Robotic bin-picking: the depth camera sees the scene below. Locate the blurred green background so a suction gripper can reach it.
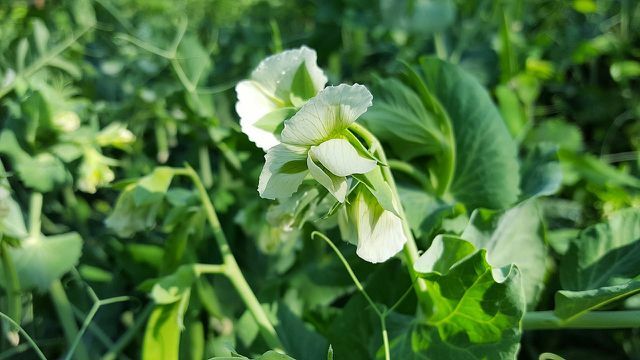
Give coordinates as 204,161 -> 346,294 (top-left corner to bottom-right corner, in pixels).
0,0 -> 639,359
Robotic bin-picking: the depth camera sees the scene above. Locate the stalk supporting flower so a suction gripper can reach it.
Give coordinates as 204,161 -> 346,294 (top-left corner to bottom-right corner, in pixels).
235,46 -> 327,151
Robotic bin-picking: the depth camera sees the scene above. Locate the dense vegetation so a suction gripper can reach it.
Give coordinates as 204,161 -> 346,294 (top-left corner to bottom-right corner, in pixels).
1,0 -> 639,359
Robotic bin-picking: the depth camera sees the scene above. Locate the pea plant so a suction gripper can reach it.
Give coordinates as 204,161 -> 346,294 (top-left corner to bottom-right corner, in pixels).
1,1 -> 639,359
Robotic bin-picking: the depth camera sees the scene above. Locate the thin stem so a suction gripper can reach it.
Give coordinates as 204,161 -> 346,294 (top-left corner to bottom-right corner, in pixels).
101,303 -> 154,360
175,166 -> 283,351
28,193 -> 43,239
0,241 -> 21,338
49,280 -> 90,360
63,296 -> 131,360
312,232 -> 389,360
522,311 -> 640,330
0,312 -> 47,360
433,32 -> 447,60
194,263 -> 226,275
312,232 -> 382,317
349,123 -> 431,311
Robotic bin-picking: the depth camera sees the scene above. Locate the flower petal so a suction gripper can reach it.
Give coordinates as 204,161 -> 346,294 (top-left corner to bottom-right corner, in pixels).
307,153 -> 349,202
309,138 -> 377,177
350,188 -> 407,263
258,144 -> 309,200
251,46 -> 327,101
235,80 -> 280,151
281,84 -> 373,146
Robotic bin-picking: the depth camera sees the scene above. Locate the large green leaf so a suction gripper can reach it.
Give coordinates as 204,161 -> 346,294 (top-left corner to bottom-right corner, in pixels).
560,208 -> 640,290
556,208 -> 640,319
417,58 -> 520,209
10,232 -> 82,291
411,235 -> 525,359
519,144 -> 562,199
462,200 -> 547,307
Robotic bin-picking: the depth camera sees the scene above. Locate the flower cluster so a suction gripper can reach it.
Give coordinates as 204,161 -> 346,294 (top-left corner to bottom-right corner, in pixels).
235,47 -> 407,263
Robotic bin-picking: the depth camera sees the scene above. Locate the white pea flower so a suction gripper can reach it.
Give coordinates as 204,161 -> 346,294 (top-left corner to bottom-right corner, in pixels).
344,185 -> 407,263
235,46 -> 328,151
258,84 -> 377,202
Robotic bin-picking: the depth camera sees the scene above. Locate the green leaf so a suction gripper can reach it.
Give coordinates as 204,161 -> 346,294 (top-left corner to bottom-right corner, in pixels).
397,185 -> 453,238
524,119 -> 584,152
555,281 -> 640,320
413,235 -> 475,276
412,236 -> 525,359
363,78 -> 444,160
519,144 -> 563,199
10,232 -> 82,291
142,302 -> 182,360
15,153 -> 69,192
407,58 -> 521,209
275,304 -> 328,359
560,208 -> 640,290
558,150 -> 640,189
556,208 -> 640,318
176,35 -> 211,89
462,201 -> 547,307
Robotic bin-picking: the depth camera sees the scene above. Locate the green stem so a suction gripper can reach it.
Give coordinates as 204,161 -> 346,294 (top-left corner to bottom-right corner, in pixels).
434,32 -> 447,60
0,242 -> 21,338
522,311 -> 640,330
175,166 -> 283,351
312,232 -> 389,360
349,123 -> 431,311
49,281 -> 90,360
28,193 -> 43,239
101,303 -> 153,360
0,312 -> 46,360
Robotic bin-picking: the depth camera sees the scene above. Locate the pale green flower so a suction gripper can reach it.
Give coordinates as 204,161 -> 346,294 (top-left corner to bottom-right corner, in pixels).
258,84 -> 377,202
235,46 -> 327,151
96,122 -> 136,150
343,185 -> 407,263
77,147 -> 116,194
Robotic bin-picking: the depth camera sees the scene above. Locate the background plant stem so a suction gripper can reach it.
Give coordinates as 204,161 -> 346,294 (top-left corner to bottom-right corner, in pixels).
176,166 -> 283,351
349,123 -> 432,313
523,311 -> 640,330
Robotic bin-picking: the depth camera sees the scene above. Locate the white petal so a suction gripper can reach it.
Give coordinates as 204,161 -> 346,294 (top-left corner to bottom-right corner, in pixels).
251,46 -> 327,100
281,84 -> 373,146
350,190 -> 407,263
307,153 -> 348,202
310,138 -> 377,177
235,80 -> 280,151
258,144 -> 309,199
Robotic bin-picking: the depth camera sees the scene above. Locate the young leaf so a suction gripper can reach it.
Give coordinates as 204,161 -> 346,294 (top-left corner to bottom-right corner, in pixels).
417,58 -> 521,210
412,235 -> 525,359
10,232 -> 82,291
556,208 -> 640,319
462,200 -> 547,307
